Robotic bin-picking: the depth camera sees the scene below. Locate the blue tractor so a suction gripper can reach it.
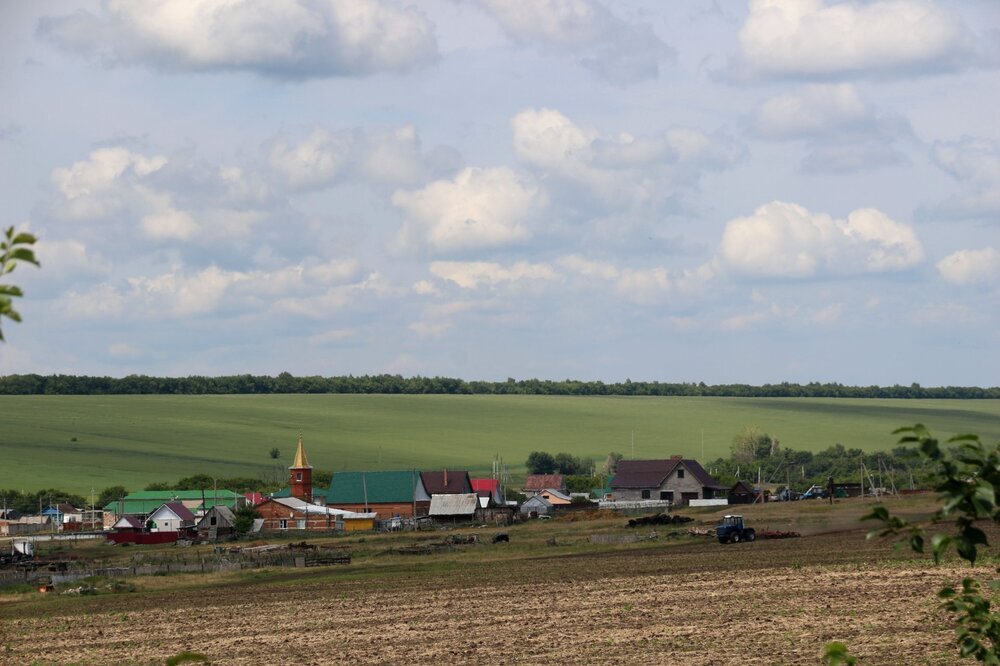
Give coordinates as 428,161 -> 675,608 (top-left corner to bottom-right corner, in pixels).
716,514 -> 756,544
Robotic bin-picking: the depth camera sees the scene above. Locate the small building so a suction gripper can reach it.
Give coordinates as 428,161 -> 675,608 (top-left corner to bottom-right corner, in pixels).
147,502 -> 196,533
524,474 -> 566,496
611,457 -> 727,506
520,495 -> 553,518
428,493 -> 478,523
326,470 -> 431,519
112,515 -> 144,532
728,481 -> 757,505
102,489 -> 246,528
196,505 -> 236,541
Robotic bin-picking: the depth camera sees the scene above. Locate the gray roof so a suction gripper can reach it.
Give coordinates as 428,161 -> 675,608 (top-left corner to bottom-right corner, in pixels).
428,493 -> 478,516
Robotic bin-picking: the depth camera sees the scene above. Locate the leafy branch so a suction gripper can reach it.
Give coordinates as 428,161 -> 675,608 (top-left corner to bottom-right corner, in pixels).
862,424 -> 999,663
0,226 -> 40,341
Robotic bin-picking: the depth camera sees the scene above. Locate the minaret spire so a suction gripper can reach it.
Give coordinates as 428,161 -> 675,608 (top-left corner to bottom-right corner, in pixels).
291,433 -> 311,469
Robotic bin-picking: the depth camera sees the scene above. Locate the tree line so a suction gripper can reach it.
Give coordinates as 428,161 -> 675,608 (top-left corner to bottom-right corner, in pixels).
1,373 -> 996,398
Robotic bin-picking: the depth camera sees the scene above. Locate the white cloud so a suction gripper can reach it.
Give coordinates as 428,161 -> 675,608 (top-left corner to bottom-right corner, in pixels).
937,247 -> 1000,287
511,108 -> 742,206
929,137 -> 1000,218
734,0 -> 971,79
39,0 -> 438,79
49,146 -> 274,245
747,84 -> 910,172
478,0 -> 672,84
267,125 -> 454,191
748,84 -> 872,139
429,261 -> 557,289
718,201 -> 924,278
267,129 -> 353,190
392,167 -> 547,253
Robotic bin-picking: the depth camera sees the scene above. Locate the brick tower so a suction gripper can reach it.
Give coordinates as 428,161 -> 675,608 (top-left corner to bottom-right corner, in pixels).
289,434 -> 313,502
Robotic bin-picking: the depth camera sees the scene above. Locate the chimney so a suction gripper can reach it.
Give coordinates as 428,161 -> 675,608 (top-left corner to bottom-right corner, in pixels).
444,469 -> 449,487
671,455 -> 683,459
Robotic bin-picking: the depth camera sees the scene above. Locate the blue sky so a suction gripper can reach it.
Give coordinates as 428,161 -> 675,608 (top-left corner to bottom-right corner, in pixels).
1,0 -> 997,385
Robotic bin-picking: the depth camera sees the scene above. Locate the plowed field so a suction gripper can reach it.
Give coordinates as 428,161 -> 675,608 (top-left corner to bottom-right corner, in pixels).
2,527 -> 992,665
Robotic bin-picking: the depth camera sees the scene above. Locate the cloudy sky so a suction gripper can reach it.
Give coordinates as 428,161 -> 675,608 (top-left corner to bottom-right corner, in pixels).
1,0 -> 998,385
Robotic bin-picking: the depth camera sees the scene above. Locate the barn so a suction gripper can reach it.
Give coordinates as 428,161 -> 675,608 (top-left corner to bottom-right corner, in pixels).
196,505 -> 236,541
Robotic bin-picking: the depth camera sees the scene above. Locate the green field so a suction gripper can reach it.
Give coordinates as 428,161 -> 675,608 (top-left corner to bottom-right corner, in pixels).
1,394 -> 998,493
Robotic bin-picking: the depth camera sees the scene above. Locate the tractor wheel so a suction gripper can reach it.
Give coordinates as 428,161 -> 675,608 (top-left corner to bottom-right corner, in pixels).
745,530 -> 756,542
731,532 -> 741,543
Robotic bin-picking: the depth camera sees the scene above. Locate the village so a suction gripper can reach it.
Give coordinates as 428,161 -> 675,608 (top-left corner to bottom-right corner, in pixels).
1,435 -> 870,553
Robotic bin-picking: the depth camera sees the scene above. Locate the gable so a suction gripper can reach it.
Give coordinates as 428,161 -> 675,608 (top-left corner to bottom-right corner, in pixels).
420,471 -> 473,495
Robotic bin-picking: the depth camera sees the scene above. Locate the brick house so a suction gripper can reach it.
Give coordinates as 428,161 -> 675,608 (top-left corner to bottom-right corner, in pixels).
611,457 -> 727,506
256,497 -> 376,532
325,471 -> 430,519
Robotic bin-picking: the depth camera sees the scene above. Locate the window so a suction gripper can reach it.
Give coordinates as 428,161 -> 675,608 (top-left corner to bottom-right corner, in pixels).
677,468 -> 685,479
297,519 -> 306,530
279,519 -> 287,529
660,491 -> 670,500
641,489 -> 650,499
210,516 -> 217,526
296,472 -> 302,481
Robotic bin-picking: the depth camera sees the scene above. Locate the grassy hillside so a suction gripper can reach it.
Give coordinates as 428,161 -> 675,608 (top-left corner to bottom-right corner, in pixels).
1,394 -> 998,493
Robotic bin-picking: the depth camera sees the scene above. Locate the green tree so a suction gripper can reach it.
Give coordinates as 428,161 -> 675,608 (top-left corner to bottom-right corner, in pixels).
269,447 -> 280,459
0,226 -> 40,341
96,486 -> 130,508
526,451 -> 556,474
864,425 -> 999,663
232,504 -> 261,537
731,425 -> 776,466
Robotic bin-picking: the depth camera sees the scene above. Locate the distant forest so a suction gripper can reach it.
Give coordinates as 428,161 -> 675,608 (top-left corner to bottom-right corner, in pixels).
0,373 -> 997,398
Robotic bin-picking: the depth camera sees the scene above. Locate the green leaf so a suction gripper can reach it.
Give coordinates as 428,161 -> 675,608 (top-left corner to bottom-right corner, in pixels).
931,533 -> 952,563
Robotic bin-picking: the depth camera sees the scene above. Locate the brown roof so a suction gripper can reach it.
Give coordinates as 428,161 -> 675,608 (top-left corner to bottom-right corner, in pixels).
420,471 -> 473,495
159,501 -> 196,521
524,474 -> 565,491
730,480 -> 755,495
612,459 -> 726,490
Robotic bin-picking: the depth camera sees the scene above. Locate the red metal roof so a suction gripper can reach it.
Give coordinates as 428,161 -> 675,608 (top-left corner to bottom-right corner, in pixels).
159,501 -> 196,521
470,478 -> 499,493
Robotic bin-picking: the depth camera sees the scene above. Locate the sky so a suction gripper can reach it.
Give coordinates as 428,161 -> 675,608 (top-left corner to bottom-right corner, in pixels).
0,0 -> 998,386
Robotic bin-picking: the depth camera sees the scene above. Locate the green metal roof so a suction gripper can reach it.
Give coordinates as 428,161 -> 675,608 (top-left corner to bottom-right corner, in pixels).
327,471 -> 422,504
103,490 -> 241,514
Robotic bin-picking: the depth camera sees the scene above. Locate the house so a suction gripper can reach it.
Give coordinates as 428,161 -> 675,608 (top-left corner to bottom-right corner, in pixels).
256,497 -> 376,532
41,503 -> 82,527
524,474 -> 566,495
428,493 -> 478,523
420,470 -> 473,495
196,505 -> 236,541
537,488 -> 572,505
147,502 -> 196,533
326,470 -> 430,519
520,495 -> 552,518
611,457 -> 727,506
0,509 -> 21,520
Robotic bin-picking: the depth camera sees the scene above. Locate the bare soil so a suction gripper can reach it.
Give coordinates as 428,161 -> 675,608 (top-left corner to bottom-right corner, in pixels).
2,521 -> 993,665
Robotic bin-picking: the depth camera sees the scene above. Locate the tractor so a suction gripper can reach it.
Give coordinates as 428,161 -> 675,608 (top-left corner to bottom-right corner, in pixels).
715,514 -> 756,544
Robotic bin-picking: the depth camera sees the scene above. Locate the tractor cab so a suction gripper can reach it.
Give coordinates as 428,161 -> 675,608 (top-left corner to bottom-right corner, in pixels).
716,514 -> 756,544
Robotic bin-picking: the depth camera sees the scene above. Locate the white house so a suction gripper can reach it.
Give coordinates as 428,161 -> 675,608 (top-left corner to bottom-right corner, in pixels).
147,502 -> 196,532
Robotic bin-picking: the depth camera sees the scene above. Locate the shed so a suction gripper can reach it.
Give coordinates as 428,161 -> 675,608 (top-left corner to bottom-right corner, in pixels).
429,493 -> 478,522
538,488 -> 572,505
196,505 -> 236,541
728,481 -> 756,505
520,495 -> 553,518
112,515 -> 143,532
